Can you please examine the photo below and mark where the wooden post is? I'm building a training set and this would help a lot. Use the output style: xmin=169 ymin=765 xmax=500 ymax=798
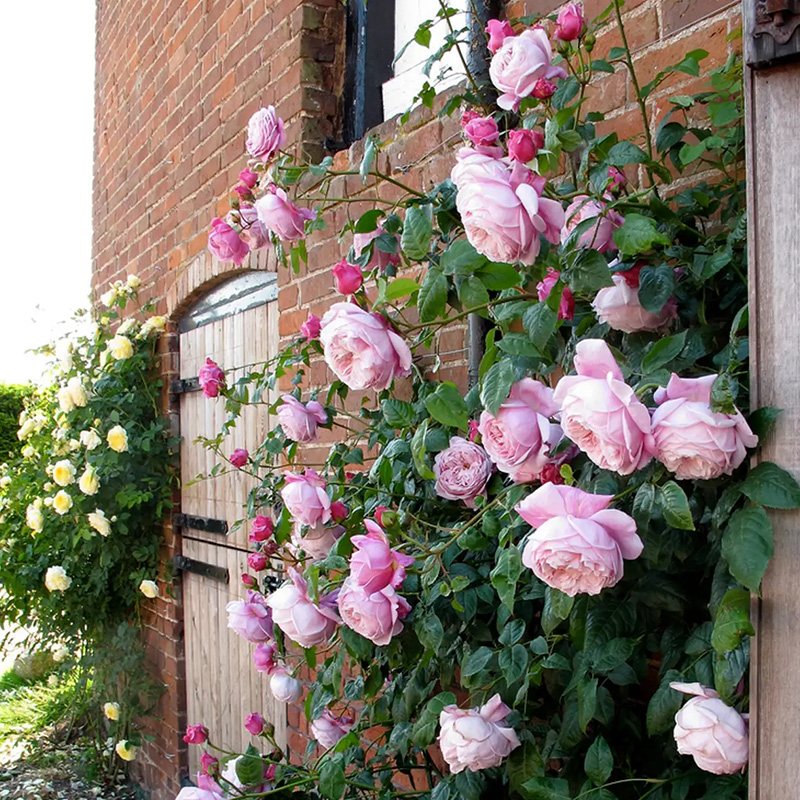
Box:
xmin=744 ymin=1 xmax=800 ymax=797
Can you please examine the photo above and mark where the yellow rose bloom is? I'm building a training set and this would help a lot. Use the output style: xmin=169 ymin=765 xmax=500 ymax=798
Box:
xmin=79 ymin=466 xmax=100 ymax=496
xmin=126 ymin=274 xmax=141 ymax=289
xmin=103 ymin=702 xmax=120 ymax=721
xmin=45 ymin=566 xmax=71 ymax=592
xmin=52 ymin=460 xmax=76 ymax=487
xmin=80 ymin=429 xmax=102 ymax=450
xmin=17 ymin=419 xmax=36 ymax=440
xmin=140 ymin=316 xmax=167 ymax=337
xmin=88 ymin=509 xmax=111 ymax=537
xmin=139 ymin=579 xmax=159 ymax=599
xmin=107 ymin=426 xmax=129 ymax=452
xmin=108 ymin=335 xmax=133 ymax=360
xmin=115 ymin=740 xmax=136 ymax=761
xmin=26 ymin=503 xmax=43 ymax=533
xmin=67 ymin=377 xmax=88 ymax=407
xmin=57 ymin=386 xmax=76 ymax=413
xmin=52 ymin=490 xmax=73 ymax=516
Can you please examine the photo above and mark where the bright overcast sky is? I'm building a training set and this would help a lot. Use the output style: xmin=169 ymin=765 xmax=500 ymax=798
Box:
xmin=0 ymin=2 xmax=95 ymax=384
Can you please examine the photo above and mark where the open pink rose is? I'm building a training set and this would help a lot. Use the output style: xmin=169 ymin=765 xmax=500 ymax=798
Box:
xmin=451 ymin=148 xmax=564 ymax=265
xmin=434 ymin=437 xmax=493 ymax=507
xmin=337 ymin=578 xmax=411 ymax=646
xmin=199 ymin=358 xmax=225 ymax=398
xmin=277 ymin=395 xmax=328 ymax=442
xmin=238 ymin=205 xmax=270 ymax=250
xmin=561 ymin=195 xmax=624 ymax=252
xmin=291 ymin=520 xmax=344 ymax=561
xmin=516 ymin=482 xmax=642 ymax=596
xmin=246 ymin=106 xmax=286 ymax=161
xmin=183 ymin=724 xmax=208 ymax=745
xmin=537 ymin=268 xmax=575 ymax=321
xmin=244 ymin=713 xmax=264 ymax=736
xmin=253 ymin=642 xmax=279 ymax=674
xmin=266 ymin=568 xmax=340 ymax=649
xmin=311 ymin=710 xmax=353 ymax=750
xmin=281 ymin=469 xmax=331 ymax=527
xmin=226 ymin=591 xmax=273 ymax=642
xmin=593 ymin=272 xmax=676 ymax=333
xmin=479 ymin=379 xmax=560 ymax=483
xmin=670 ymin=683 xmax=749 ymax=775
xmin=486 ymin=19 xmax=515 ymax=54
xmin=652 ymin=374 xmax=758 ymax=480
xmin=553 ymin=339 xmax=656 ymax=474
xmin=255 ymin=185 xmax=315 ymax=241
xmin=176 ymin=774 xmax=225 ymax=800
xmin=301 ymin=313 xmax=321 ymax=340
xmin=208 ymin=218 xmax=249 ymax=265
xmin=349 ymin=520 xmax=414 ymax=594
xmin=353 ymin=221 xmax=400 ymax=273
xmin=331 ymin=259 xmax=363 ymax=295
xmin=270 ymin=670 xmax=303 ymax=703
xmin=489 ymin=28 xmax=566 ymax=111
xmin=554 ymin=3 xmax=586 ymax=41
xmin=230 ymin=448 xmax=249 ymax=468
xmin=508 ymin=128 xmax=544 ymax=162
xmin=320 ymin=303 xmax=412 ymax=391
xmin=438 ymin=694 xmax=520 ymax=773
xmin=464 ymin=115 xmax=500 ymax=147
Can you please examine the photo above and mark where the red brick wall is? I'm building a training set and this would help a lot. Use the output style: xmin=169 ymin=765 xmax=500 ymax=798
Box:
xmin=92 ymin=0 xmax=741 ymax=796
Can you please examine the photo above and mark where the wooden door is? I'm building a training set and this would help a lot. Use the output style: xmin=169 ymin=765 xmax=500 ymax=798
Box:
xmin=177 ymin=272 xmax=285 ymax=776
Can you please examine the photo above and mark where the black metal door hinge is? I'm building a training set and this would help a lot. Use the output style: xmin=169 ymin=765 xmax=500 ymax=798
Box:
xmin=170 ymin=377 xmax=202 ymax=395
xmin=173 ymin=555 xmax=229 ymax=583
xmin=174 ymin=513 xmax=229 ymax=535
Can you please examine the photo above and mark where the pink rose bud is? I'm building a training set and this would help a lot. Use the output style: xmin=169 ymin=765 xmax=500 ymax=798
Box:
xmin=516 ymin=483 xmax=643 ymax=596
xmin=331 ymin=258 xmax=364 ymax=295
xmin=233 ymin=184 xmax=253 ymax=199
xmin=553 ymin=339 xmax=656 ymax=474
xmin=608 ymin=166 xmax=626 ymax=188
xmin=248 ymin=551 xmax=269 ymax=571
xmin=507 ymin=128 xmax=543 ymax=162
xmin=270 ymin=671 xmax=303 ymax=703
xmin=468 ymin=420 xmax=480 ymax=442
xmin=349 ymin=520 xmax=414 ymax=594
xmin=670 ymin=683 xmax=749 ymax=774
xmin=277 ymin=396 xmax=328 ymax=443
xmin=198 ymin=358 xmax=225 ymax=398
xmin=464 ymin=115 xmax=500 ymax=147
xmin=486 ymin=19 xmax=515 ymax=54
xmin=207 ymin=218 xmax=250 ymax=266
xmin=246 ymin=106 xmax=286 ymax=162
xmin=554 ymin=3 xmax=587 ymax=41
xmin=254 ymin=185 xmax=315 ymax=242
xmin=532 ymin=78 xmax=557 ymax=99
xmin=200 ymin=752 xmax=219 ymax=775
xmin=226 ymin=592 xmax=273 ymax=642
xmin=538 ymin=462 xmax=565 ymax=485
xmin=230 ymin=448 xmax=249 ymax=468
xmin=253 ymin=642 xmax=279 ymax=674
xmin=373 ymin=506 xmax=395 ymax=528
xmin=183 ymin=724 xmax=209 ymax=745
xmin=338 ymin=578 xmax=411 ymax=646
xmin=281 ymin=469 xmax=331 ymax=527
xmin=561 ymin=195 xmax=624 ymax=252
xmin=241 ymin=573 xmax=256 ymax=587
xmin=262 ymin=540 xmax=279 ymax=557
xmin=250 ymin=515 xmax=275 ymax=543
xmin=301 ymin=313 xmax=321 ymax=340
xmin=461 ymin=109 xmax=480 ymax=126
xmin=239 ymin=168 xmax=258 ymax=189
xmin=537 ymin=268 xmax=575 ymax=321
xmin=244 ymin=713 xmax=265 ymax=736
xmin=310 ymin=710 xmax=353 ymax=750
xmin=438 ymin=694 xmax=520 ymax=773
xmin=330 ymin=500 xmax=348 ymax=522
xmin=434 ymin=437 xmax=493 ymax=508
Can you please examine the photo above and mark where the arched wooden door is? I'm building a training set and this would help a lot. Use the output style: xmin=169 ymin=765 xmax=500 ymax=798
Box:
xmin=176 ymin=272 xmax=285 ymax=775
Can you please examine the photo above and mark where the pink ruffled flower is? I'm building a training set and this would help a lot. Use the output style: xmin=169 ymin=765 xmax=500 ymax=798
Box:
xmin=349 ymin=520 xmax=414 ymax=594
xmin=311 ymin=710 xmax=353 ymax=750
xmin=479 ymin=378 xmax=560 ymax=483
xmin=537 ymin=268 xmax=575 ymax=321
xmin=451 ymin=148 xmax=564 ymax=265
xmin=651 ymin=374 xmax=758 ymax=480
xmin=553 ymin=339 xmax=656 ymax=474
xmin=516 ymin=482 xmax=643 ymax=596
xmin=244 ymin=713 xmax=264 ymax=736
xmin=249 ymin=515 xmax=274 ymax=543
xmin=434 ymin=437 xmax=493 ymax=507
xmin=301 ymin=313 xmax=321 ymax=340
xmin=561 ymin=195 xmax=624 ymax=252
xmin=248 ymin=551 xmax=269 ymax=571
xmin=239 ymin=168 xmax=258 ymax=189
xmin=198 ymin=358 xmax=225 ymax=398
xmin=281 ymin=469 xmax=331 ymax=527
xmin=226 ymin=592 xmax=273 ymax=643
xmin=176 ymin=773 xmax=225 ymax=800
xmin=438 ymin=694 xmax=520 ymax=773
xmin=266 ymin=568 xmax=340 ymax=648
xmin=320 ymin=303 xmax=412 ymax=391
xmin=255 ymin=185 xmax=315 ymax=241
xmin=230 ymin=448 xmax=249 ymax=468
xmin=486 ymin=19 xmax=515 ymax=54
xmin=554 ymin=3 xmax=586 ymax=41
xmin=200 ymin=753 xmax=219 ymax=775
xmin=489 ymin=28 xmax=566 ymax=111
xmin=238 ymin=205 xmax=270 ymax=250
xmin=508 ymin=128 xmax=544 ymax=162
xmin=253 ymin=642 xmax=279 ymax=674
xmin=532 ymin=77 xmax=557 ymax=99
xmin=464 ymin=115 xmax=500 ymax=147
xmin=592 ymin=272 xmax=676 ymax=333
xmin=291 ymin=521 xmax=344 ymax=561
xmin=277 ymin=395 xmax=328 ymax=443
xmin=337 ymin=578 xmax=411 ymax=646
xmin=208 ymin=218 xmax=249 ymax=265
xmin=670 ymin=683 xmax=749 ymax=775
xmin=329 ymin=500 xmax=348 ymax=522
xmin=183 ymin=724 xmax=209 ymax=745
xmin=246 ymin=106 xmax=286 ymax=161
xmin=331 ymin=259 xmax=363 ymax=295
xmin=353 ymin=218 xmax=400 ymax=273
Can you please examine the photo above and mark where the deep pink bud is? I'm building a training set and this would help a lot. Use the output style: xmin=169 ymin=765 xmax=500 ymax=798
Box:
xmin=554 ymin=3 xmax=586 ymax=41
xmin=265 ymin=765 xmax=276 ymax=782
xmin=539 ymin=462 xmax=565 ymax=485
xmin=532 ymin=78 xmax=557 ymax=99
xmin=239 ymin=168 xmax=258 ymax=189
xmin=374 ymin=506 xmax=390 ymax=527
xmin=330 ymin=500 xmax=348 ymax=522
xmin=183 ymin=724 xmax=209 ymax=745
xmin=241 ymin=573 xmax=256 ymax=587
xmin=250 ymin=516 xmax=274 ymax=542
xmin=508 ymin=129 xmax=544 ymax=162
xmin=464 ymin=115 xmax=500 ymax=147
xmin=486 ymin=19 xmax=515 ymax=54
xmin=198 ymin=358 xmax=225 ymax=398
xmin=253 ymin=642 xmax=279 ymax=674
xmin=537 ymin=268 xmax=575 ymax=321
xmin=468 ymin=420 xmax=480 ymax=442
xmin=332 ymin=259 xmax=363 ymax=295
xmin=244 ymin=713 xmax=265 ymax=736
xmin=262 ymin=541 xmax=279 ymax=557
xmin=200 ymin=752 xmax=219 ymax=775
xmin=248 ymin=552 xmax=269 ymax=571
xmin=608 ymin=166 xmax=626 ymax=189
xmin=233 ymin=184 xmax=253 ymax=199
xmin=230 ymin=448 xmax=249 ymax=468
xmin=301 ymin=313 xmax=322 ymax=340
xmin=461 ymin=109 xmax=480 ymax=127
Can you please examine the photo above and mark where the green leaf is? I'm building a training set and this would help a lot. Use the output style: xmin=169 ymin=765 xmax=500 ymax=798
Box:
xmin=385 ymin=278 xmax=420 ymax=300
xmin=567 ymin=249 xmax=614 ymax=293
xmin=507 ymin=742 xmax=545 ymax=794
xmin=414 ymin=24 xmax=432 ymax=47
xmin=557 ymin=130 xmax=583 ymax=152
xmin=542 ymin=587 xmax=574 ymax=635
xmin=646 ymin=670 xmax=684 ymax=735
xmin=462 ymin=646 xmax=493 ymax=677
xmin=710 ymin=373 xmax=737 ymax=415
xmin=520 ymin=777 xmax=571 ymax=800
xmin=491 ymin=546 xmax=522 ymax=612
xmin=523 ymin=303 xmax=558 ymax=351
xmin=577 ymin=677 xmax=598 ymax=731
xmin=739 ymin=462 xmax=800 ymax=509
xmin=318 ymin=754 xmax=346 ymax=800
xmin=747 ymin=406 xmax=780 ymax=439
xmin=657 ymin=481 xmax=694 ymax=530
xmin=499 ymin=618 xmax=526 ymax=646
xmin=425 ymin=383 xmax=469 ymax=431
xmin=459 ymin=276 xmax=490 ymax=314
xmin=607 ymin=141 xmax=648 ymax=166
xmin=722 ymin=506 xmax=774 ymax=593
xmin=497 ymin=333 xmax=539 ymax=358
xmin=440 ymin=239 xmax=486 ymax=276
xmin=613 ymin=214 xmax=669 ymax=256
xmin=354 ymin=209 xmax=383 ymax=233
xmin=381 ymin=398 xmax=415 ymax=428
xmin=480 ymin=359 xmax=515 ymax=416
xmin=680 ymin=141 xmax=707 ymax=165
xmin=638 ymin=264 xmax=676 ymax=313
xmin=712 ymin=589 xmax=754 ymax=654
xmin=499 ymin=644 xmax=529 ymax=685
xmin=418 ymin=266 xmax=448 ymax=322
xmin=401 ymin=204 xmax=433 ymax=260
xmin=411 ymin=419 xmax=435 ymax=480
xmin=656 ymin=121 xmax=687 ymax=152
xmin=476 ymin=261 xmax=520 ymax=290
xmin=591 ymin=59 xmax=615 ymax=74
xmin=584 ymin=736 xmax=613 ymax=785
xmin=236 ymin=753 xmax=266 ymax=787
xmin=416 ymin=610 xmax=444 ymax=653
xmin=641 ymin=330 xmax=687 ymax=372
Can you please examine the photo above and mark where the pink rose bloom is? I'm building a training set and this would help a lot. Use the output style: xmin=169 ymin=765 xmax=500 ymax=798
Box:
xmin=608 ymin=166 xmax=626 ymax=189
xmin=208 ymin=218 xmax=249 ymax=265
xmin=532 ymin=78 xmax=557 ymax=99
xmin=239 ymin=168 xmax=258 ymax=189
xmin=434 ymin=437 xmax=493 ymax=507
xmin=234 ymin=184 xmax=252 ymax=199
xmin=255 ymin=185 xmax=315 ymax=241
xmin=200 ymin=753 xmax=219 ymax=775
xmin=331 ymin=259 xmax=363 ymax=295
xmin=270 ymin=670 xmax=303 ymax=703
xmin=438 ymin=694 xmax=521 ymax=773
xmin=353 ymin=221 xmax=401 ymax=273
xmin=553 ymin=339 xmax=656 ymax=474
xmin=176 ymin=774 xmax=225 ymax=800
xmin=311 ymin=710 xmax=353 ymax=750
xmin=320 ymin=303 xmax=412 ymax=391
xmin=593 ymin=273 xmax=676 ymax=333
xmin=337 ymin=578 xmax=411 ymax=646
xmin=554 ymin=3 xmax=586 ymax=41
xmin=479 ymin=378 xmax=560 ymax=483
xmin=486 ymin=19 xmax=515 ymax=54
xmin=183 ymin=724 xmax=208 ymax=745
xmin=291 ymin=520 xmax=345 ymax=561
xmin=277 ymin=395 xmax=328 ymax=443
xmin=199 ymin=358 xmax=225 ymax=398
xmin=281 ymin=469 xmax=331 ymax=527
xmin=245 ymin=106 xmax=286 ymax=161
xmin=464 ymin=115 xmax=500 ymax=147
xmin=249 ymin=515 xmax=274 ymax=543
xmin=301 ymin=313 xmax=322 ymax=340
xmin=244 ymin=713 xmax=264 ymax=736
xmin=489 ymin=28 xmax=566 ymax=111
xmin=238 ymin=204 xmax=270 ymax=250
xmin=451 ymin=148 xmax=564 ymax=265
xmin=517 ymin=483 xmax=642 ymax=596
xmin=330 ymin=500 xmax=348 ymax=522
xmin=561 ymin=195 xmax=624 ymax=252
xmin=248 ymin=551 xmax=268 ymax=571
xmin=670 ymin=683 xmax=749 ymax=775
xmin=226 ymin=592 xmax=273 ymax=642
xmin=651 ymin=374 xmax=758 ymax=480
xmin=266 ymin=568 xmax=340 ymax=649
xmin=508 ymin=128 xmax=544 ymax=162
xmin=537 ymin=268 xmax=575 ymax=321
xmin=349 ymin=520 xmax=414 ymax=594
xmin=253 ymin=642 xmax=279 ymax=674
xmin=230 ymin=448 xmax=249 ymax=468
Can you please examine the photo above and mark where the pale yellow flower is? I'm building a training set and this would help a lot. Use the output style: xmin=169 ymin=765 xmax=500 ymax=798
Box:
xmin=115 ymin=740 xmax=136 ymax=761
xmin=52 ymin=460 xmax=76 ymax=487
xmin=103 ymin=702 xmax=120 ymax=721
xmin=126 ymin=274 xmax=141 ymax=289
xmin=52 ymin=644 xmax=69 ymax=663
xmin=17 ymin=419 xmax=36 ymax=440
xmin=79 ymin=465 xmax=100 ymax=496
xmin=88 ymin=509 xmax=111 ymax=537
xmin=22 ymin=446 xmax=35 ymax=458
xmin=80 ymin=429 xmax=102 ymax=450
xmin=52 ymin=490 xmax=73 ymax=516
xmin=67 ymin=377 xmax=88 ymax=407
xmin=108 ymin=335 xmax=133 ymax=360
xmin=140 ymin=316 xmax=167 ymax=337
xmin=26 ymin=503 xmax=43 ymax=533
xmin=0 ymin=476 xmax=10 ymax=489
xmin=43 ymin=482 xmax=53 ymax=492
xmin=57 ymin=386 xmax=76 ymax=413
xmin=107 ymin=426 xmax=129 ymax=452
xmin=100 ymin=288 xmax=117 ymax=307
xmin=139 ymin=580 xmax=159 ymax=599
xmin=45 ymin=566 xmax=71 ymax=592
xmin=117 ymin=319 xmax=137 ymax=336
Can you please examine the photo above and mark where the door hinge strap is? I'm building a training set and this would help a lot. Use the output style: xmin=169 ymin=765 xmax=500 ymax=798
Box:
xmin=174 ymin=513 xmax=228 ymax=535
xmin=170 ymin=377 xmax=202 ymax=395
xmin=173 ymin=555 xmax=229 ymax=583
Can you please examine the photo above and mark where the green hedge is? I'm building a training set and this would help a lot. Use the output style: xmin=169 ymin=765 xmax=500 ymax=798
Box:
xmin=0 ymin=385 xmax=32 ymax=461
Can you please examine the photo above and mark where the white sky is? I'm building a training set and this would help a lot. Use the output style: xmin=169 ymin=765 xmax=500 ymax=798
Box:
xmin=0 ymin=2 xmax=95 ymax=384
